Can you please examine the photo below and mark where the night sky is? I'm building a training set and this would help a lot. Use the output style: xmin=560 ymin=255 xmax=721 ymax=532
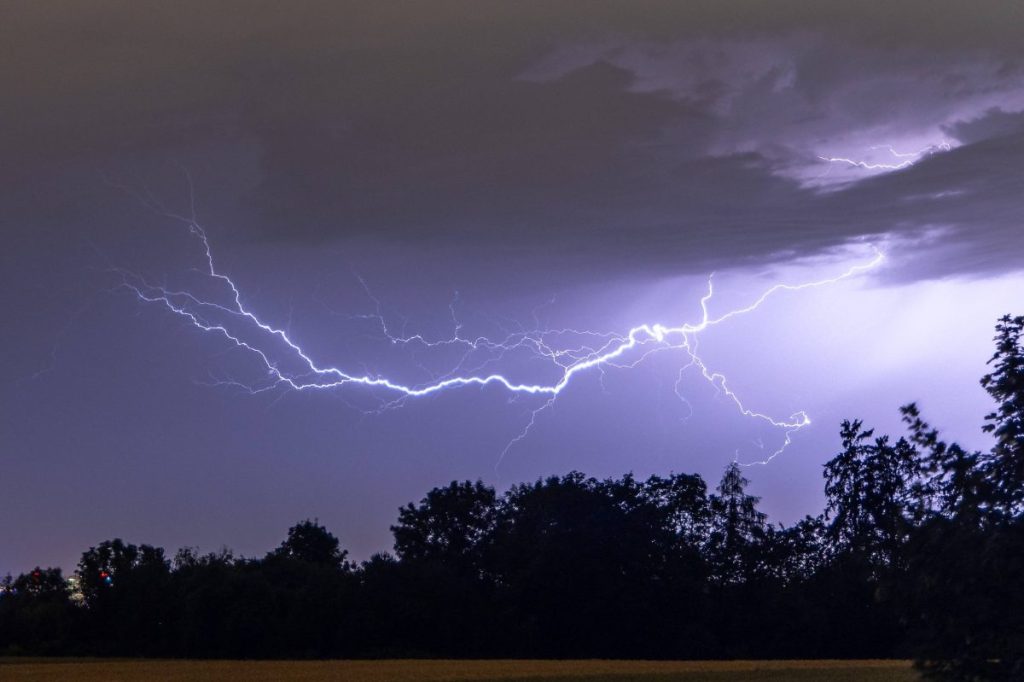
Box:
xmin=3 ymin=1 xmax=1024 ymax=576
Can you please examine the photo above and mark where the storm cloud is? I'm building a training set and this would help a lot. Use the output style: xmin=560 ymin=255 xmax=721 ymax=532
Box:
xmin=3 ymin=1 xmax=1024 ymax=282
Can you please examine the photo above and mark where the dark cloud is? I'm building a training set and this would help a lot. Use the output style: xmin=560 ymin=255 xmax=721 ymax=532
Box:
xmin=944 ymin=108 xmax=1024 ymax=144
xmin=4 ymin=1 xmax=1020 ymax=286
xmin=246 ymin=60 xmax=703 ymax=243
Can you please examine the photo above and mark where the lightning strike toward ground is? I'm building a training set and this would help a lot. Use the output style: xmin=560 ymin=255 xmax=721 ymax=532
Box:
xmin=117 ymin=208 xmax=883 ymax=465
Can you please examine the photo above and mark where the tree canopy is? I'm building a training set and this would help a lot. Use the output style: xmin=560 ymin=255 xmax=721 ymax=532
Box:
xmin=2 ymin=314 xmax=1022 ymax=679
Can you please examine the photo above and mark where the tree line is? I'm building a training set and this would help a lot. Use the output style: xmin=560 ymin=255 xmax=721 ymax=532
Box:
xmin=2 ymin=315 xmax=1022 ymax=680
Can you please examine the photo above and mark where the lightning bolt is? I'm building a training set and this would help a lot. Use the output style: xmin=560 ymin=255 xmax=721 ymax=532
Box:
xmin=818 ymin=141 xmax=951 ymax=171
xmin=115 ymin=204 xmax=883 ymax=465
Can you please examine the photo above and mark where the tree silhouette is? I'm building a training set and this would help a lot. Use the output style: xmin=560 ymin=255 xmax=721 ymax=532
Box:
xmin=76 ymin=540 xmax=171 ymax=655
xmin=3 ymin=314 xmax=1024 ymax=674
xmin=981 ymin=314 xmax=1024 ymax=516
xmin=270 ymin=519 xmax=349 ymax=569
xmin=0 ymin=568 xmax=75 ymax=655
xmin=708 ymin=462 xmax=767 ymax=584
xmin=392 ymin=480 xmax=496 ymax=570
xmin=824 ymin=421 xmax=919 ymax=569
xmin=903 ymin=315 xmax=1024 ymax=681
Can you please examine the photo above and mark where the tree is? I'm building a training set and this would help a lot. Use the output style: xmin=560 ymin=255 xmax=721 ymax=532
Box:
xmin=981 ymin=314 xmax=1024 ymax=516
xmin=76 ymin=540 xmax=172 ymax=655
xmin=487 ymin=472 xmax=678 ymax=657
xmin=901 ymin=403 xmax=987 ymax=522
xmin=708 ymin=462 xmax=767 ymax=584
xmin=259 ymin=521 xmax=354 ymax=657
xmin=391 ymin=480 xmax=496 ymax=570
xmin=271 ymin=519 xmax=349 ymax=569
xmin=765 ymin=515 xmax=828 ymax=584
xmin=640 ymin=472 xmax=712 ymax=551
xmin=899 ymin=316 xmax=1024 ymax=680
xmin=379 ymin=481 xmax=500 ymax=656
xmin=824 ymin=420 xmax=920 ymax=568
xmin=0 ymin=567 xmax=75 ymax=655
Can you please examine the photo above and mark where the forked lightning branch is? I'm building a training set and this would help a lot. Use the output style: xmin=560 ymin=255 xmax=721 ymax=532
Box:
xmin=118 ymin=211 xmax=883 ymax=465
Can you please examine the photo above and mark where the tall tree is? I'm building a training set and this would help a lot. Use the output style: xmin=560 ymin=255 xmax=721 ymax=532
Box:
xmin=901 ymin=403 xmax=987 ymax=522
xmin=824 ymin=420 xmax=920 ymax=568
xmin=903 ymin=315 xmax=1024 ymax=681
xmin=981 ymin=314 xmax=1024 ymax=516
xmin=708 ymin=462 xmax=767 ymax=584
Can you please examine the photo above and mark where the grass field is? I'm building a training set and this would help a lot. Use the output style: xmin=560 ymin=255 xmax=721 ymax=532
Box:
xmin=0 ymin=658 xmax=920 ymax=681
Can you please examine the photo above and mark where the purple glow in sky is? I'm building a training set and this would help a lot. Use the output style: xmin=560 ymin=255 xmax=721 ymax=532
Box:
xmin=2 ymin=1 xmax=1023 ymax=576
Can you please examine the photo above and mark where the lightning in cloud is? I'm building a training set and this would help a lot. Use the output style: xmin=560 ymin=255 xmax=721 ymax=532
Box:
xmin=818 ymin=140 xmax=952 ymax=171
xmin=115 ymin=203 xmax=883 ymax=465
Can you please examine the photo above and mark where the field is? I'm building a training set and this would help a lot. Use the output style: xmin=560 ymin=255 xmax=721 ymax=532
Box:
xmin=0 ymin=658 xmax=919 ymax=681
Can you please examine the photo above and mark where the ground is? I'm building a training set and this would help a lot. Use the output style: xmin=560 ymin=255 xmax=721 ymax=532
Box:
xmin=0 ymin=659 xmax=919 ymax=681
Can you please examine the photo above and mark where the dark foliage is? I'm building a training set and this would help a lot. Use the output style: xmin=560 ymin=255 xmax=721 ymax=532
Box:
xmin=1 ymin=316 xmax=1022 ymax=678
